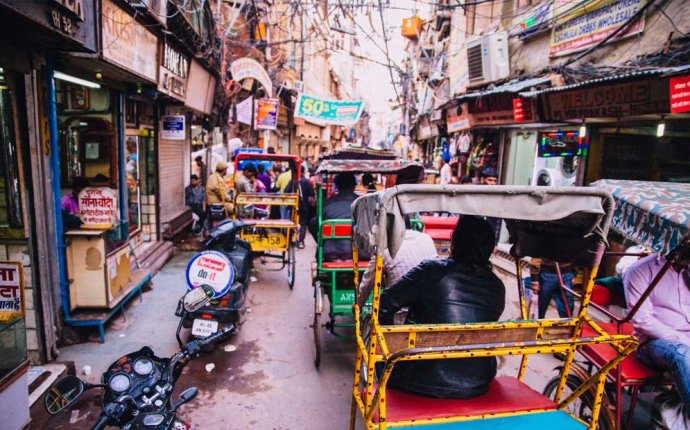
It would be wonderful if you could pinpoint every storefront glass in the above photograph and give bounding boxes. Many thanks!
[0,67,23,229]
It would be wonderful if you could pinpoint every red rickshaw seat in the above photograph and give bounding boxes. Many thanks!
[581,323,664,383]
[426,228,453,241]
[418,215,459,229]
[369,376,556,423]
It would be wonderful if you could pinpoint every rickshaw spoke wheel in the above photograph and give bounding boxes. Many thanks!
[543,373,614,430]
[287,244,296,289]
[313,282,323,369]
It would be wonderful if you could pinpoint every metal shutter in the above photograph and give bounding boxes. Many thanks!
[158,138,187,223]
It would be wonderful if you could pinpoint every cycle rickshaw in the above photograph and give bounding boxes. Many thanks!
[349,184,637,430]
[311,158,424,368]
[232,152,301,289]
[540,179,690,429]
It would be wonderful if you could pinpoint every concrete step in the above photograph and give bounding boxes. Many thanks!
[28,363,72,429]
[137,241,175,275]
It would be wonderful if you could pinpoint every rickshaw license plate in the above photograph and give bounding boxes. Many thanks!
[191,319,218,337]
[243,234,287,248]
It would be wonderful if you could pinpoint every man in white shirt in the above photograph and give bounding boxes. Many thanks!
[358,228,438,307]
[440,158,452,185]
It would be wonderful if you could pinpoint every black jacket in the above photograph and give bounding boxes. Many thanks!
[379,258,506,398]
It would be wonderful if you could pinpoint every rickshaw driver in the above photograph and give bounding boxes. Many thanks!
[624,249,690,418]
[378,216,506,398]
[308,172,359,261]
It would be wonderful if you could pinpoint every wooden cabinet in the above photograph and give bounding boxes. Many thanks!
[65,230,133,310]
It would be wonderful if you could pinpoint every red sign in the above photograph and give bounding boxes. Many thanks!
[79,188,118,226]
[0,261,24,321]
[513,98,526,122]
[670,75,690,114]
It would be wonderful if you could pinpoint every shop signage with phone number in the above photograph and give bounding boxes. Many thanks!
[295,93,364,126]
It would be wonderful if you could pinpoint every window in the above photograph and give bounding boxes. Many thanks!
[0,67,23,228]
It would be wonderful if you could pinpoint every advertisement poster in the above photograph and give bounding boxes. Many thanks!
[550,0,646,58]
[186,251,235,298]
[670,75,690,114]
[79,188,118,227]
[161,115,185,140]
[294,93,363,126]
[0,261,24,322]
[254,98,279,130]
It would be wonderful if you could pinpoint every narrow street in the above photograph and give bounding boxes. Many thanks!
[42,238,604,430]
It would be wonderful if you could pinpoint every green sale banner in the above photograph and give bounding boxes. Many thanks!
[294,93,363,125]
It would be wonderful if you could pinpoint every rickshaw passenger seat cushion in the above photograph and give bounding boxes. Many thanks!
[581,323,664,382]
[371,376,556,423]
[425,228,453,241]
[321,261,370,269]
[391,410,586,430]
[418,215,459,229]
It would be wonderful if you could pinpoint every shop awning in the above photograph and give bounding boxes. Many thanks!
[456,76,553,101]
[519,66,690,98]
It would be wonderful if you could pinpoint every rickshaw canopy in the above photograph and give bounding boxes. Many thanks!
[233,152,302,178]
[592,179,690,256]
[317,147,398,161]
[352,185,614,267]
[316,159,424,180]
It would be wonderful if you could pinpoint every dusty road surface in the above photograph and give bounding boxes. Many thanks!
[44,239,653,429]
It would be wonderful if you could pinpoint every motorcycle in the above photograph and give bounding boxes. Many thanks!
[177,220,254,346]
[45,286,231,429]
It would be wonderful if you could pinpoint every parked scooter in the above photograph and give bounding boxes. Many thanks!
[45,286,232,430]
[178,220,253,345]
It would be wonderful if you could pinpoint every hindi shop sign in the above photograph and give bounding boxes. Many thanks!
[78,188,118,227]
[295,93,364,126]
[186,251,235,298]
[158,42,189,101]
[670,75,690,114]
[255,98,279,130]
[549,0,646,58]
[230,58,273,96]
[0,261,24,322]
[161,115,186,140]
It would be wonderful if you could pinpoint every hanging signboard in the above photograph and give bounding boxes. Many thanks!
[295,93,364,126]
[446,103,471,132]
[158,42,189,101]
[0,261,24,322]
[161,115,186,140]
[230,96,253,125]
[670,75,690,114]
[186,251,235,299]
[255,98,279,130]
[78,188,118,228]
[549,0,646,58]
[230,58,273,96]
[101,0,158,81]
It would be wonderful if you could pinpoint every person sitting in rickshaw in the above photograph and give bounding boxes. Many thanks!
[379,216,506,398]
[624,249,690,418]
[358,216,437,308]
[308,172,358,261]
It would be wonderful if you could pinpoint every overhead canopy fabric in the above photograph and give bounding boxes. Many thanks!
[318,147,398,161]
[352,185,614,266]
[316,160,425,183]
[592,180,690,256]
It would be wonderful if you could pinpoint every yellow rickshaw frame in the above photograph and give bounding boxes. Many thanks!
[348,185,638,430]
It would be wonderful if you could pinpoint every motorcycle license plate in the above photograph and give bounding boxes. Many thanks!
[191,319,218,337]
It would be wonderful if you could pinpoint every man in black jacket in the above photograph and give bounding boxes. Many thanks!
[379,215,505,398]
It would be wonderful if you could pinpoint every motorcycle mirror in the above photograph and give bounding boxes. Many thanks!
[182,285,215,313]
[44,376,84,415]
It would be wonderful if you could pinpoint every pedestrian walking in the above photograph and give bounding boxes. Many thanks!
[286,173,315,248]
[194,155,207,186]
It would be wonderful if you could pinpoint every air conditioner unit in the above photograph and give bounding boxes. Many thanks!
[294,80,304,92]
[466,32,509,86]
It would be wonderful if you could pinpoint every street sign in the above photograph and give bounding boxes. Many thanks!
[161,115,185,140]
[295,93,363,126]
[0,261,24,322]
[186,251,235,299]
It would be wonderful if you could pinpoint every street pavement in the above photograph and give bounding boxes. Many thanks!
[44,238,652,429]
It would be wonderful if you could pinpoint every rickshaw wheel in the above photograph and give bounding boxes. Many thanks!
[313,282,323,369]
[543,370,614,430]
[287,243,296,289]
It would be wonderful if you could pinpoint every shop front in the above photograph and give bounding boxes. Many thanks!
[295,119,325,159]
[535,71,690,184]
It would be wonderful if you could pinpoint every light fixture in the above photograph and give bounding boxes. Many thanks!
[136,84,143,94]
[657,120,665,137]
[579,124,587,138]
[53,71,101,89]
